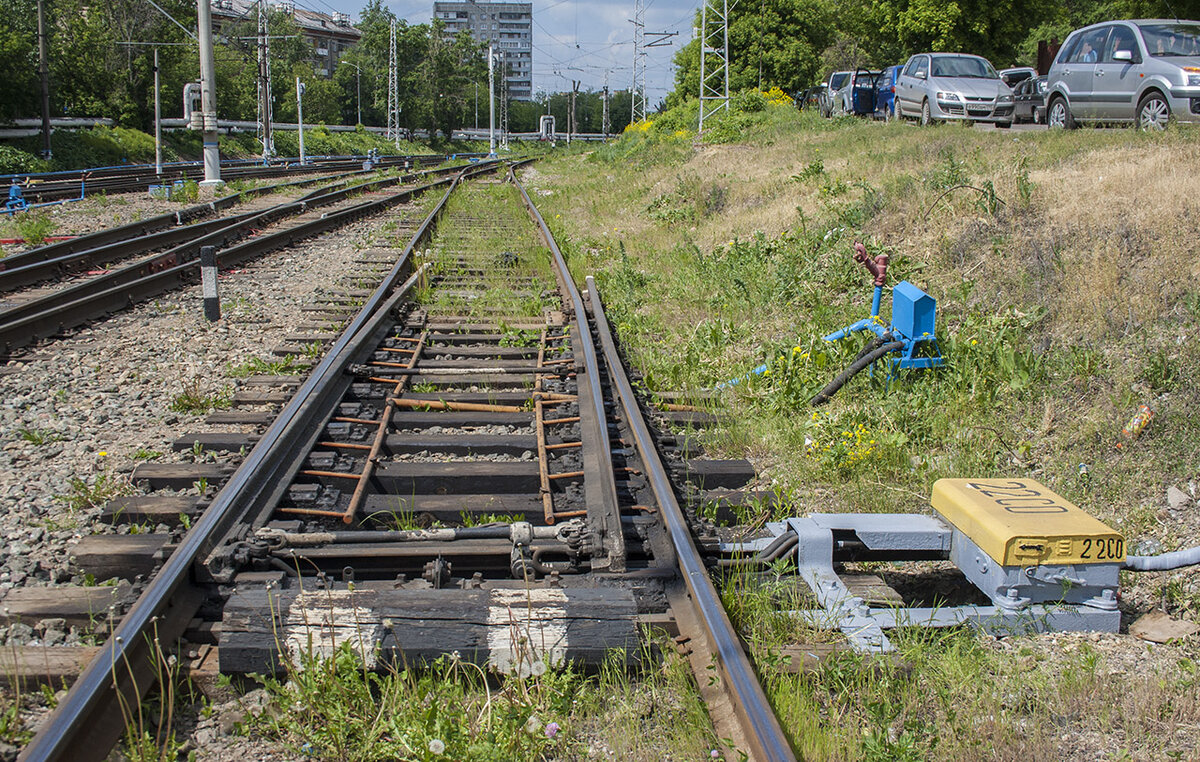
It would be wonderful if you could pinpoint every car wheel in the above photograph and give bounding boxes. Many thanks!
[1137,92,1170,130]
[1047,97,1076,130]
[890,101,898,122]
[920,99,935,126]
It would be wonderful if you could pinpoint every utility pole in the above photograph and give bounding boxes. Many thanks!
[602,72,610,137]
[256,0,274,162]
[387,20,400,148]
[37,0,52,159]
[630,0,676,125]
[474,81,478,129]
[499,50,509,151]
[197,0,222,186]
[698,0,730,134]
[488,44,496,155]
[568,80,579,144]
[296,77,306,164]
[153,49,162,174]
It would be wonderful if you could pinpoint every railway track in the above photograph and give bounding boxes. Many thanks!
[0,160,493,355]
[4,153,467,204]
[10,161,796,762]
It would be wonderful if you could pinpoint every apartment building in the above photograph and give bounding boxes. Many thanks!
[210,0,362,77]
[433,1,533,100]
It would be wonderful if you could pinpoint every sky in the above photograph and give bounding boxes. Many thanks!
[309,0,699,102]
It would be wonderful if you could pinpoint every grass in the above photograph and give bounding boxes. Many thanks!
[526,108,1200,758]
[418,183,557,321]
[245,640,718,762]
[226,355,305,379]
[55,471,135,513]
[168,383,232,415]
[15,426,62,445]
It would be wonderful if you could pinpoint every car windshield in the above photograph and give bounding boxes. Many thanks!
[931,56,999,78]
[829,72,850,89]
[1140,23,1200,57]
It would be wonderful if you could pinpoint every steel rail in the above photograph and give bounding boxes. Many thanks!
[0,164,458,294]
[17,160,502,762]
[12,153,455,203]
[0,169,371,273]
[586,275,797,762]
[0,163,484,352]
[508,164,626,571]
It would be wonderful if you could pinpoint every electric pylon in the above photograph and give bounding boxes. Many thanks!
[697,0,730,133]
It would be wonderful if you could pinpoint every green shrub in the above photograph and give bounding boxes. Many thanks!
[0,145,51,175]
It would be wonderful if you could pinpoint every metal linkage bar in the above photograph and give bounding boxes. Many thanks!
[586,275,796,762]
[17,161,501,762]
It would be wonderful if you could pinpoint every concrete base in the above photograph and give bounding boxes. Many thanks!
[198,179,225,199]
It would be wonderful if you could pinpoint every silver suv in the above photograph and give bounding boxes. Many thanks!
[1046,19,1200,129]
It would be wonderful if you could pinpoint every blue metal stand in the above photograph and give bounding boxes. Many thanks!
[823,280,943,381]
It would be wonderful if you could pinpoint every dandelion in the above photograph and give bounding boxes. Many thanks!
[98,451,107,457]
[428,739,446,755]
[970,339,978,345]
[525,715,543,735]
[545,722,560,739]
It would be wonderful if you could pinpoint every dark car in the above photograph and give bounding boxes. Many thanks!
[1013,75,1047,123]
[838,68,882,116]
[999,66,1038,88]
[874,65,901,119]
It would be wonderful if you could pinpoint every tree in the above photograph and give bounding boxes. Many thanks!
[666,0,836,109]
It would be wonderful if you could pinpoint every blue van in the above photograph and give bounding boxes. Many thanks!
[875,66,901,120]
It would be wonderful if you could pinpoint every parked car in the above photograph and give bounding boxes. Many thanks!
[1013,75,1048,123]
[837,69,882,115]
[819,70,852,117]
[999,66,1038,88]
[895,53,1015,127]
[1046,19,1200,130]
[874,65,901,119]
[796,86,823,110]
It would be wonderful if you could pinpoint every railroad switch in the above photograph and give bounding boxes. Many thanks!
[730,478,1123,652]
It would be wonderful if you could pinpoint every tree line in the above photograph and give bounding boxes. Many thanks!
[665,0,1200,108]
[0,0,634,140]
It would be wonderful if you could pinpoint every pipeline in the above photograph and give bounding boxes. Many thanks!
[1124,546,1200,571]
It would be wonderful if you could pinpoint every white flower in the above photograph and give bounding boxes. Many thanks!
[428,739,445,755]
[524,715,543,735]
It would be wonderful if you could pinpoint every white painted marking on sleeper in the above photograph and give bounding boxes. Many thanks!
[487,588,569,675]
[284,590,379,669]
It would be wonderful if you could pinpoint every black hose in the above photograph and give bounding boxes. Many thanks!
[852,332,894,363]
[811,341,904,406]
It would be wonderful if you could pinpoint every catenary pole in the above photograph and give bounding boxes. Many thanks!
[196,0,222,186]
[154,48,162,174]
[37,0,52,159]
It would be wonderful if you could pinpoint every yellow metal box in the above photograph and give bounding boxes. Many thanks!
[931,478,1124,566]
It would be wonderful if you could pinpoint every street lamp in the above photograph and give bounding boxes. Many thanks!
[342,61,362,126]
